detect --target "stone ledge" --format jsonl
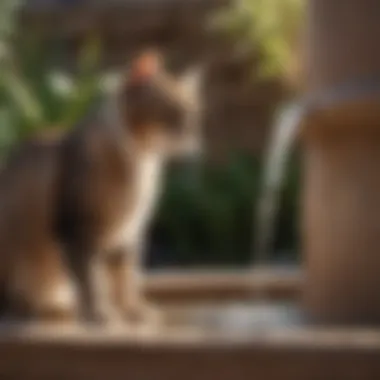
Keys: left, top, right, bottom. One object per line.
{"left": 0, "top": 302, "right": 380, "bottom": 380}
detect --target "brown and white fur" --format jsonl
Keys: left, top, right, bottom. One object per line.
{"left": 0, "top": 51, "right": 203, "bottom": 324}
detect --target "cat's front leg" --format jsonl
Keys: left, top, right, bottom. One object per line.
{"left": 109, "top": 243, "right": 163, "bottom": 326}
{"left": 67, "top": 246, "right": 121, "bottom": 325}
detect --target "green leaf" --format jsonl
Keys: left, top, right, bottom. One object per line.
{"left": 213, "top": 0, "right": 304, "bottom": 79}
{"left": 0, "top": 68, "right": 45, "bottom": 130}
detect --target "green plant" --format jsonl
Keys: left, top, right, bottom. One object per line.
{"left": 0, "top": 37, "right": 103, "bottom": 157}
{"left": 0, "top": 2, "right": 104, "bottom": 158}
{"left": 213, "top": 0, "right": 304, "bottom": 79}
{"left": 150, "top": 151, "right": 300, "bottom": 267}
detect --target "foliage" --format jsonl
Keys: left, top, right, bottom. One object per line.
{"left": 0, "top": 1, "right": 103, "bottom": 158}
{"left": 213, "top": 0, "right": 304, "bottom": 79}
{"left": 148, "top": 151, "right": 300, "bottom": 268}
{"left": 0, "top": 38, "right": 103, "bottom": 157}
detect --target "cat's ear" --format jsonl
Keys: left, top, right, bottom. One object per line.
{"left": 178, "top": 66, "right": 204, "bottom": 99}
{"left": 128, "top": 50, "right": 162, "bottom": 84}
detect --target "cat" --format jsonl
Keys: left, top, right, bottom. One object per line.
{"left": 0, "top": 51, "right": 203, "bottom": 324}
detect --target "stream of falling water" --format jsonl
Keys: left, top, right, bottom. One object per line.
{"left": 253, "top": 102, "right": 306, "bottom": 267}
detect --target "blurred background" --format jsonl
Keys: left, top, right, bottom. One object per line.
{"left": 0, "top": 0, "right": 304, "bottom": 269}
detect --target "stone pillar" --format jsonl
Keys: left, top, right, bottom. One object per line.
{"left": 302, "top": 0, "right": 380, "bottom": 324}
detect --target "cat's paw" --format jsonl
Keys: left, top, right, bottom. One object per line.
{"left": 81, "top": 306, "right": 124, "bottom": 326}
{"left": 123, "top": 301, "right": 163, "bottom": 327}
{"left": 36, "top": 305, "right": 77, "bottom": 323}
